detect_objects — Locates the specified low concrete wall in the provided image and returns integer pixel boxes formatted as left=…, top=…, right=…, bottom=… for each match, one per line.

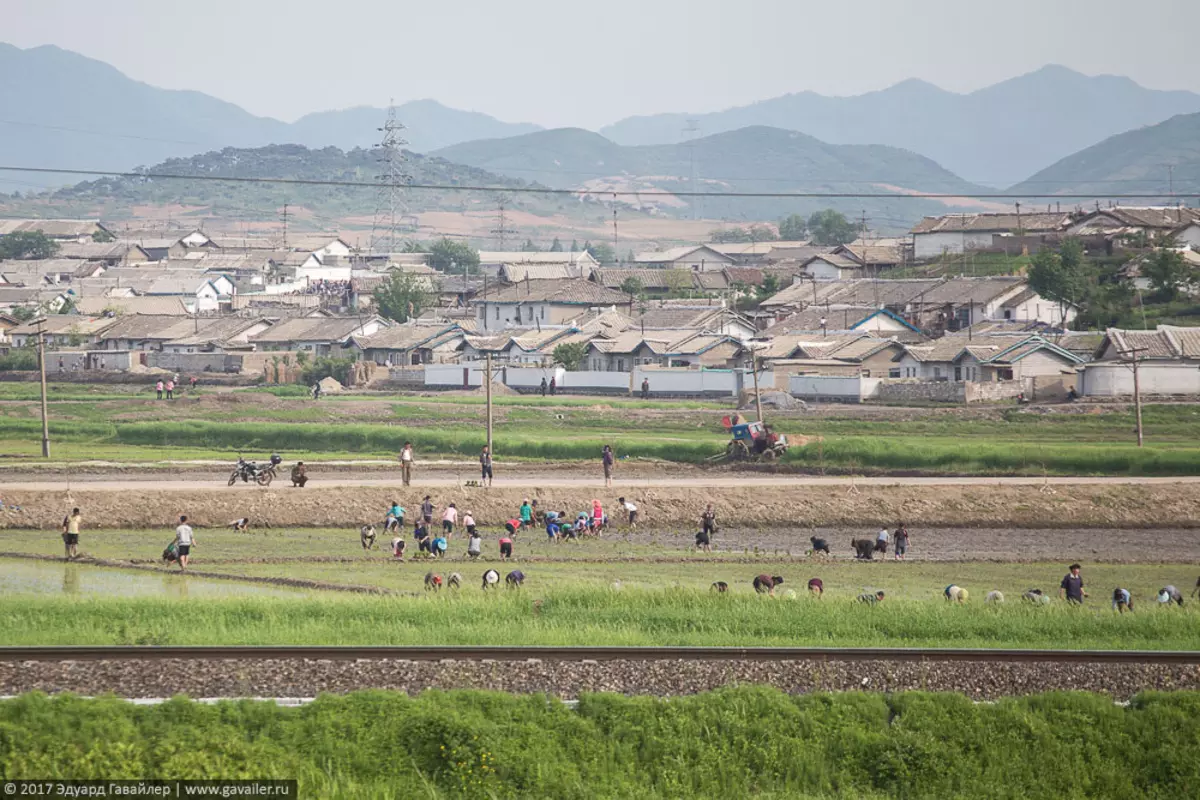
left=789, top=374, right=881, bottom=403
left=875, top=380, right=966, bottom=403
left=146, top=352, right=235, bottom=374
left=964, top=379, right=1030, bottom=403
left=1080, top=362, right=1200, bottom=397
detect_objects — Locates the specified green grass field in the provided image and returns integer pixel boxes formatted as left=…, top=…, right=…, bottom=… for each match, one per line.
left=3, top=688, right=1199, bottom=798
left=3, top=383, right=1200, bottom=474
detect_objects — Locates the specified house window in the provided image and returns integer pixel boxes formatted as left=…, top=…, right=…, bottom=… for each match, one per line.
left=954, top=367, right=962, bottom=382
left=616, top=358, right=625, bottom=371
left=998, top=368, right=1014, bottom=381
left=495, top=306, right=500, bottom=320
left=540, top=307, right=545, bottom=319
left=933, top=367, right=941, bottom=378
left=889, top=368, right=901, bottom=378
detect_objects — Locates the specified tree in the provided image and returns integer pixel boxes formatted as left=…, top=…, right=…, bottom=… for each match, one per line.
left=570, top=239, right=578, bottom=252
left=0, top=230, right=59, bottom=260
left=552, top=341, right=588, bottom=371
left=778, top=214, right=808, bottom=241
left=426, top=238, right=479, bottom=274
left=372, top=271, right=434, bottom=323
left=755, top=273, right=780, bottom=301
left=9, top=305, right=38, bottom=322
left=520, top=238, right=539, bottom=252
left=1140, top=249, right=1194, bottom=302
left=586, top=241, right=616, bottom=264
left=619, top=276, right=644, bottom=297
left=806, top=210, right=858, bottom=246
left=549, top=237, right=563, bottom=252
left=1028, top=238, right=1090, bottom=321
left=92, top=229, right=117, bottom=243
left=710, top=225, right=777, bottom=244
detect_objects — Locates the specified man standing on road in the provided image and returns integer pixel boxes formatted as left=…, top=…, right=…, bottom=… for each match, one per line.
left=602, top=444, right=614, bottom=488
left=540, top=377, right=548, bottom=397
left=174, top=515, right=194, bottom=572
left=480, top=446, right=494, bottom=488
left=549, top=376, right=556, bottom=396
left=400, top=441, right=414, bottom=486
left=61, top=507, right=82, bottom=560
left=1059, top=563, right=1087, bottom=604
left=641, top=377, right=650, bottom=400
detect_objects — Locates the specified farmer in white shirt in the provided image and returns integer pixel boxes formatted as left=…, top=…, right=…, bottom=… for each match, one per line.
left=874, top=525, right=889, bottom=555
left=618, top=497, right=638, bottom=528
left=174, top=515, right=195, bottom=571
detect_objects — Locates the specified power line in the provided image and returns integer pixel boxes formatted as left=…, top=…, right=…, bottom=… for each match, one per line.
left=0, top=164, right=1195, bottom=200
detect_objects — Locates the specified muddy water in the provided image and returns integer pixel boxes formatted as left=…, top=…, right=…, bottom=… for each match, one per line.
left=0, top=558, right=304, bottom=598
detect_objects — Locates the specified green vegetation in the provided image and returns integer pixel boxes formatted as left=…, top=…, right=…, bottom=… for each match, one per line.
left=372, top=270, right=436, bottom=323
left=4, top=577, right=1199, bottom=648
left=551, top=342, right=588, bottom=371
left=0, top=229, right=59, bottom=259
left=4, top=688, right=1200, bottom=798
left=806, top=208, right=859, bottom=246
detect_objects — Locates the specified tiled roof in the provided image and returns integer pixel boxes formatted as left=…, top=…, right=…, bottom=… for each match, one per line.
left=499, top=263, right=579, bottom=281
left=632, top=245, right=732, bottom=264
left=164, top=317, right=270, bottom=347
left=591, top=268, right=696, bottom=291
left=96, top=315, right=200, bottom=341
left=911, top=213, right=1070, bottom=234
left=1081, top=207, right=1200, bottom=230
left=56, top=242, right=145, bottom=260
left=835, top=244, right=902, bottom=266
left=478, top=251, right=596, bottom=265
left=478, top=279, right=632, bottom=305
left=8, top=316, right=117, bottom=336
left=74, top=296, right=192, bottom=316
left=250, top=316, right=381, bottom=344
left=0, top=219, right=107, bottom=237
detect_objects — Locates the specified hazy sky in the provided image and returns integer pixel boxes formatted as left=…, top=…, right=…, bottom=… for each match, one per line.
left=5, top=0, right=1200, bottom=128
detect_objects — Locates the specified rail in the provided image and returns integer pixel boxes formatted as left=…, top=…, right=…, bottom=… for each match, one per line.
left=2, top=646, right=1199, bottom=664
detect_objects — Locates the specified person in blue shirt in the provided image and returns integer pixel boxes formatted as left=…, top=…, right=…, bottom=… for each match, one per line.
left=385, top=502, right=405, bottom=533
left=1112, top=587, right=1133, bottom=612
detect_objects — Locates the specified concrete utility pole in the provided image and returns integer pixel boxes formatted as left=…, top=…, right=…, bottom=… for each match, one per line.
left=749, top=351, right=763, bottom=423
left=34, top=316, right=50, bottom=457
left=1118, top=346, right=1149, bottom=447
left=485, top=353, right=494, bottom=455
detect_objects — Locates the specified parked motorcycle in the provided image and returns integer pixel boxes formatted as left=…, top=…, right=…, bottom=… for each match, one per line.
left=228, top=454, right=282, bottom=487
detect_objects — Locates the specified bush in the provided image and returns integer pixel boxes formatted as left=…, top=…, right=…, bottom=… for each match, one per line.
left=3, top=688, right=1200, bottom=797
left=0, top=347, right=39, bottom=371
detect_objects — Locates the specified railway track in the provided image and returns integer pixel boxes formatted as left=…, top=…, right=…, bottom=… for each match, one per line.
left=3, top=646, right=1199, bottom=664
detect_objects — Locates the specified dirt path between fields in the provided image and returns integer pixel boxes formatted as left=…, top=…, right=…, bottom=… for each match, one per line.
left=4, top=482, right=1200, bottom=530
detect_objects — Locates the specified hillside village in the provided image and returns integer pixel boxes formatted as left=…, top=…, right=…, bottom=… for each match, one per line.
left=2, top=204, right=1200, bottom=402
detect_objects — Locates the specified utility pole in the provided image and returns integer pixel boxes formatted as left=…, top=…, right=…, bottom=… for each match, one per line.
left=749, top=350, right=763, bottom=423
left=1118, top=346, right=1148, bottom=447
left=34, top=316, right=49, bottom=457
left=485, top=353, right=494, bottom=455
left=281, top=203, right=289, bottom=251
left=612, top=199, right=619, bottom=260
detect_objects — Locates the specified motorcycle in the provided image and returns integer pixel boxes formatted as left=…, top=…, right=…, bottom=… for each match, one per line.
left=228, top=454, right=282, bottom=487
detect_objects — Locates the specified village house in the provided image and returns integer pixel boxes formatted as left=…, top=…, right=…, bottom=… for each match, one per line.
left=1066, top=206, right=1200, bottom=241
left=892, top=334, right=1083, bottom=382
left=73, top=296, right=193, bottom=316
left=1079, top=325, right=1200, bottom=397
left=800, top=253, right=864, bottom=280
left=910, top=212, right=1072, bottom=260
left=160, top=317, right=274, bottom=354
left=761, top=333, right=908, bottom=379
left=473, top=278, right=632, bottom=332
left=477, top=251, right=598, bottom=279
left=0, top=219, right=114, bottom=242
left=832, top=243, right=903, bottom=271
left=632, top=245, right=734, bottom=272
left=353, top=322, right=466, bottom=366
left=249, top=315, right=389, bottom=354
left=590, top=268, right=710, bottom=298
left=582, top=329, right=743, bottom=372
left=708, top=241, right=812, bottom=266
left=8, top=316, right=117, bottom=349
left=55, top=242, right=151, bottom=266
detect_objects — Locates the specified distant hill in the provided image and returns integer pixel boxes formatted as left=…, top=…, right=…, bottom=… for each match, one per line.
left=0, top=43, right=540, bottom=188
left=1008, top=112, right=1200, bottom=198
left=599, top=66, right=1200, bottom=187
left=434, top=125, right=988, bottom=224
left=34, top=143, right=555, bottom=224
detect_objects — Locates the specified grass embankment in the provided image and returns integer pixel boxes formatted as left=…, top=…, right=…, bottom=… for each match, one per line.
left=3, top=688, right=1199, bottom=798
left=4, top=591, right=1199, bottom=648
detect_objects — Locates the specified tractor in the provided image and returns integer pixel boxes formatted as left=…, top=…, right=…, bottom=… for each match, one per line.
left=719, top=414, right=789, bottom=462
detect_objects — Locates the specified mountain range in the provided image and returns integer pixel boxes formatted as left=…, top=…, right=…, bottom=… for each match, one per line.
left=433, top=125, right=986, bottom=222
left=2, top=41, right=1198, bottom=226
left=599, top=66, right=1200, bottom=188
left=1009, top=112, right=1200, bottom=197
left=0, top=43, right=539, bottom=188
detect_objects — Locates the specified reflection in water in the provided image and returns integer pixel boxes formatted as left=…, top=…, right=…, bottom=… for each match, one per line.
left=61, top=563, right=80, bottom=595
left=0, top=558, right=301, bottom=598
